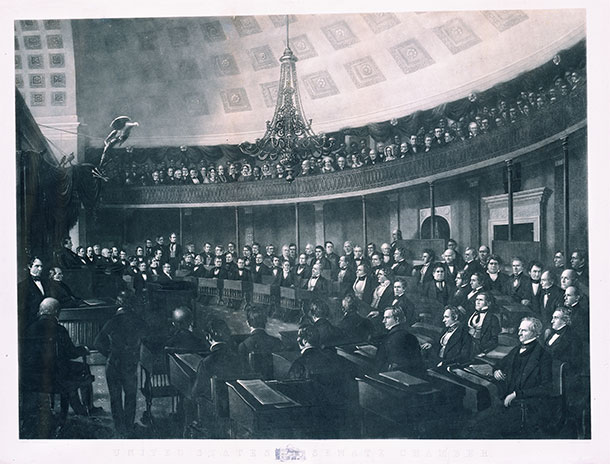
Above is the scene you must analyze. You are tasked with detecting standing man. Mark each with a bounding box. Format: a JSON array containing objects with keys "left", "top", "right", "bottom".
[
  {"left": 18, "top": 257, "right": 47, "bottom": 337},
  {"left": 94, "top": 291, "right": 148, "bottom": 438},
  {"left": 167, "top": 232, "right": 182, "bottom": 270}
]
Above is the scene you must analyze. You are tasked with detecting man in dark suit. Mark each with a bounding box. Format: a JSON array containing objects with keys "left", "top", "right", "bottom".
[
  {"left": 223, "top": 252, "right": 239, "bottom": 278},
  {"left": 164, "top": 307, "right": 207, "bottom": 352},
  {"left": 569, "top": 249, "right": 588, "bottom": 288},
  {"left": 18, "top": 257, "right": 47, "bottom": 337},
  {"left": 268, "top": 256, "right": 283, "bottom": 285},
  {"left": 303, "top": 263, "right": 329, "bottom": 296},
  {"left": 413, "top": 249, "right": 435, "bottom": 286},
  {"left": 509, "top": 257, "right": 527, "bottom": 301},
  {"left": 46, "top": 267, "right": 81, "bottom": 308},
  {"left": 491, "top": 317, "right": 553, "bottom": 436},
  {"left": 312, "top": 245, "right": 331, "bottom": 272},
  {"left": 390, "top": 247, "right": 411, "bottom": 277},
  {"left": 463, "top": 272, "right": 486, "bottom": 315},
  {"left": 421, "top": 264, "right": 455, "bottom": 307},
  {"left": 57, "top": 237, "right": 82, "bottom": 269},
  {"left": 442, "top": 249, "right": 459, "bottom": 283},
  {"left": 478, "top": 245, "right": 490, "bottom": 270},
  {"left": 325, "top": 241, "right": 340, "bottom": 278},
  {"left": 232, "top": 257, "right": 252, "bottom": 282},
  {"left": 375, "top": 307, "right": 425, "bottom": 375},
  {"left": 352, "top": 263, "right": 375, "bottom": 305},
  {"left": 563, "top": 286, "right": 589, "bottom": 346},
  {"left": 238, "top": 308, "right": 283, "bottom": 375},
  {"left": 294, "top": 254, "right": 311, "bottom": 286},
  {"left": 380, "top": 243, "right": 394, "bottom": 269},
  {"left": 450, "top": 270, "right": 470, "bottom": 307},
  {"left": 390, "top": 278, "right": 416, "bottom": 326},
  {"left": 540, "top": 271, "right": 564, "bottom": 324},
  {"left": 352, "top": 246, "right": 369, "bottom": 269},
  {"left": 337, "top": 294, "right": 374, "bottom": 343},
  {"left": 24, "top": 297, "right": 98, "bottom": 417},
  {"left": 288, "top": 325, "right": 347, "bottom": 381},
  {"left": 544, "top": 307, "right": 582, "bottom": 371},
  {"left": 515, "top": 261, "right": 544, "bottom": 315},
  {"left": 462, "top": 247, "right": 483, "bottom": 280},
  {"left": 466, "top": 292, "right": 500, "bottom": 356},
  {"left": 484, "top": 255, "right": 510, "bottom": 295},
  {"left": 201, "top": 242, "right": 215, "bottom": 266},
  {"left": 251, "top": 253, "right": 270, "bottom": 283},
  {"left": 306, "top": 300, "right": 344, "bottom": 348},
  {"left": 278, "top": 260, "right": 295, "bottom": 287},
  {"left": 193, "top": 318, "right": 240, "bottom": 399},
  {"left": 189, "top": 255, "right": 208, "bottom": 278},
  {"left": 209, "top": 256, "right": 228, "bottom": 280},
  {"left": 336, "top": 256, "right": 355, "bottom": 296},
  {"left": 421, "top": 306, "right": 471, "bottom": 367},
  {"left": 157, "top": 262, "right": 174, "bottom": 284}
]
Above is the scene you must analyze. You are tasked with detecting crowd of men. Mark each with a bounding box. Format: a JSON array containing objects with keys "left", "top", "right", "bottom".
[
  {"left": 106, "top": 66, "right": 585, "bottom": 186},
  {"left": 19, "top": 229, "right": 590, "bottom": 438}
]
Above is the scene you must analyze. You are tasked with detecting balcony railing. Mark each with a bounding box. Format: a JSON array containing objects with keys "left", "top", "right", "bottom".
[{"left": 100, "top": 89, "right": 586, "bottom": 207}]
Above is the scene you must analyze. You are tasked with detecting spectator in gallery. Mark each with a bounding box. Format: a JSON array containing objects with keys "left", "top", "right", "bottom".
[
  {"left": 424, "top": 135, "right": 433, "bottom": 152},
  {"left": 399, "top": 142, "right": 409, "bottom": 158},
  {"left": 275, "top": 163, "right": 285, "bottom": 179},
  {"left": 252, "top": 165, "right": 261, "bottom": 181},
  {"left": 199, "top": 166, "right": 209, "bottom": 183},
  {"left": 336, "top": 156, "right": 348, "bottom": 171},
  {"left": 207, "top": 167, "right": 217, "bottom": 183},
  {"left": 151, "top": 170, "right": 162, "bottom": 185},
  {"left": 239, "top": 163, "right": 253, "bottom": 182},
  {"left": 301, "top": 159, "right": 312, "bottom": 176},
  {"left": 409, "top": 134, "right": 419, "bottom": 154},
  {"left": 260, "top": 163, "right": 273, "bottom": 180},
  {"left": 321, "top": 157, "right": 335, "bottom": 173},
  {"left": 349, "top": 153, "right": 363, "bottom": 168},
  {"left": 433, "top": 127, "right": 445, "bottom": 147},
  {"left": 188, "top": 168, "right": 200, "bottom": 184},
  {"left": 384, "top": 145, "right": 397, "bottom": 161},
  {"left": 217, "top": 165, "right": 227, "bottom": 183}
]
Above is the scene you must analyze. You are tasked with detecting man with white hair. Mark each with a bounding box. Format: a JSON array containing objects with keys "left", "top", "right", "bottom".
[
  {"left": 544, "top": 307, "right": 582, "bottom": 370},
  {"left": 480, "top": 317, "right": 553, "bottom": 437},
  {"left": 303, "top": 263, "right": 329, "bottom": 295}
]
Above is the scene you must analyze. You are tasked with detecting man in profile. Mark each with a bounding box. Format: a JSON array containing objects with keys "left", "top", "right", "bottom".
[
  {"left": 95, "top": 292, "right": 148, "bottom": 438},
  {"left": 25, "top": 297, "right": 99, "bottom": 417},
  {"left": 375, "top": 307, "right": 425, "bottom": 375}
]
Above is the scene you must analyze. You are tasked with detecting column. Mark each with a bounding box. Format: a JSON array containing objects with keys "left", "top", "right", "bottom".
[
  {"left": 429, "top": 182, "right": 435, "bottom": 239},
  {"left": 313, "top": 202, "right": 325, "bottom": 246},
  {"left": 234, "top": 207, "right": 240, "bottom": 251},
  {"left": 506, "top": 159, "right": 514, "bottom": 241},
  {"left": 467, "top": 177, "right": 481, "bottom": 246},
  {"left": 243, "top": 207, "right": 254, "bottom": 245},
  {"left": 295, "top": 203, "right": 300, "bottom": 250},
  {"left": 388, "top": 193, "right": 400, "bottom": 235},
  {"left": 562, "top": 137, "right": 570, "bottom": 259},
  {"left": 362, "top": 196, "right": 368, "bottom": 246}
]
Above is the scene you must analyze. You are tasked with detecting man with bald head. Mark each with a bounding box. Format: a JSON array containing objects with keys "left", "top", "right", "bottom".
[
  {"left": 563, "top": 286, "right": 589, "bottom": 345},
  {"left": 540, "top": 271, "right": 563, "bottom": 324},
  {"left": 24, "top": 297, "right": 97, "bottom": 416},
  {"left": 304, "top": 263, "right": 329, "bottom": 295},
  {"left": 442, "top": 249, "right": 459, "bottom": 282}
]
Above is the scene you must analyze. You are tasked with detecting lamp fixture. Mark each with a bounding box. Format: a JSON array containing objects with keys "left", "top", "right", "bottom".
[{"left": 239, "top": 15, "right": 321, "bottom": 182}]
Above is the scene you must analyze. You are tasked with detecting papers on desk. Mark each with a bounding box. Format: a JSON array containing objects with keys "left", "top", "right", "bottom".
[
  {"left": 237, "top": 379, "right": 294, "bottom": 406},
  {"left": 379, "top": 370, "right": 426, "bottom": 387},
  {"left": 82, "top": 298, "right": 107, "bottom": 306},
  {"left": 174, "top": 353, "right": 203, "bottom": 372},
  {"left": 464, "top": 363, "right": 494, "bottom": 378},
  {"left": 355, "top": 344, "right": 377, "bottom": 358},
  {"left": 482, "top": 345, "right": 513, "bottom": 359}
]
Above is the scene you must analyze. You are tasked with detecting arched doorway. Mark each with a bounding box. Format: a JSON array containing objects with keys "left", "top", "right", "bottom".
[{"left": 420, "top": 216, "right": 450, "bottom": 240}]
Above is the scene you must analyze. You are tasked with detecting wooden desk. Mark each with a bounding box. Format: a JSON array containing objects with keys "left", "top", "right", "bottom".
[
  {"left": 426, "top": 365, "right": 492, "bottom": 413},
  {"left": 58, "top": 300, "right": 117, "bottom": 348},
  {"left": 227, "top": 379, "right": 354, "bottom": 439},
  {"left": 356, "top": 370, "right": 462, "bottom": 438},
  {"left": 335, "top": 343, "right": 378, "bottom": 375}
]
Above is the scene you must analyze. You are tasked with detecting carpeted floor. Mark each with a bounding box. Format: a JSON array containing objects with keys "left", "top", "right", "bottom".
[{"left": 21, "top": 302, "right": 299, "bottom": 439}]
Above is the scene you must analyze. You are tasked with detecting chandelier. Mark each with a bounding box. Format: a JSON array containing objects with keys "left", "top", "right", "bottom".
[{"left": 239, "top": 16, "right": 321, "bottom": 182}]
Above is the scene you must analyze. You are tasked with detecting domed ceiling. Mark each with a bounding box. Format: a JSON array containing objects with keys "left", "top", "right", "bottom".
[{"left": 17, "top": 10, "right": 585, "bottom": 148}]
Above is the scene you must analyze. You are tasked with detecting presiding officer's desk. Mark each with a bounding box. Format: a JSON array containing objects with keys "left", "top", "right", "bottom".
[
  {"left": 227, "top": 379, "right": 354, "bottom": 439},
  {"left": 356, "top": 370, "right": 466, "bottom": 438}
]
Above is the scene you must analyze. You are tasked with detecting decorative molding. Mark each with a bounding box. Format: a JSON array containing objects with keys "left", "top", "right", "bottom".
[
  {"left": 100, "top": 92, "right": 585, "bottom": 208},
  {"left": 433, "top": 18, "right": 481, "bottom": 55},
  {"left": 482, "top": 187, "right": 551, "bottom": 242}
]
